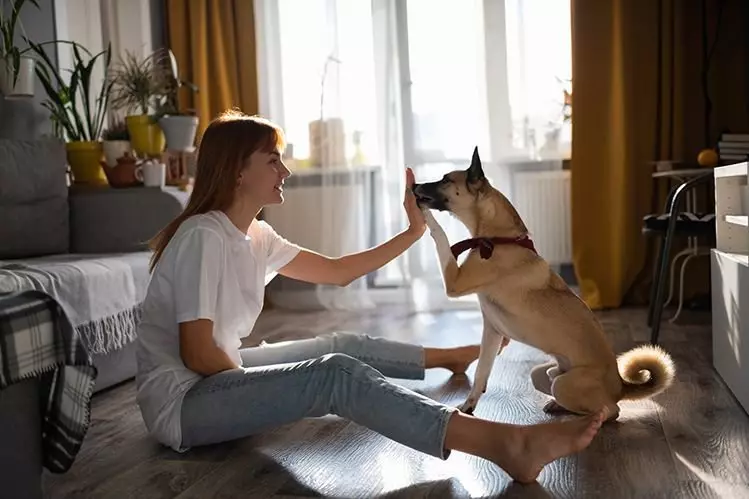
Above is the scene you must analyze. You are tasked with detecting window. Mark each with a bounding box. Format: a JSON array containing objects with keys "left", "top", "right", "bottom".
[
  {"left": 276, "top": 0, "right": 380, "bottom": 165},
  {"left": 265, "top": 0, "right": 572, "bottom": 167},
  {"left": 504, "top": 0, "right": 572, "bottom": 158},
  {"left": 405, "top": 0, "right": 490, "bottom": 163},
  {"left": 258, "top": 0, "right": 573, "bottom": 290}
]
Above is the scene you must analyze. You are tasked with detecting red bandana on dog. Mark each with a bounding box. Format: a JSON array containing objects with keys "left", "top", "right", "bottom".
[{"left": 450, "top": 236, "right": 537, "bottom": 260}]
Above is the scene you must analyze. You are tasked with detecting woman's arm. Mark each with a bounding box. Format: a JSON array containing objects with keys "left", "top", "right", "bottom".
[
  {"left": 179, "top": 319, "right": 239, "bottom": 375},
  {"left": 279, "top": 228, "right": 421, "bottom": 286},
  {"left": 278, "top": 168, "right": 426, "bottom": 286}
]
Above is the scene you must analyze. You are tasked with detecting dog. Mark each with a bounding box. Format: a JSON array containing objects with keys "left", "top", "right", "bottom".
[{"left": 412, "top": 147, "right": 675, "bottom": 420}]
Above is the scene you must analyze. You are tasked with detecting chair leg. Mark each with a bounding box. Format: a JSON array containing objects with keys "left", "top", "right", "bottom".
[
  {"left": 664, "top": 248, "right": 693, "bottom": 309},
  {"left": 669, "top": 248, "right": 711, "bottom": 323},
  {"left": 648, "top": 237, "right": 667, "bottom": 327},
  {"left": 651, "top": 229, "right": 678, "bottom": 344}
]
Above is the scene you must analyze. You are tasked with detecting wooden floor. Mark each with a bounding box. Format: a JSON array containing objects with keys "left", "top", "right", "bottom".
[{"left": 43, "top": 305, "right": 749, "bottom": 499}]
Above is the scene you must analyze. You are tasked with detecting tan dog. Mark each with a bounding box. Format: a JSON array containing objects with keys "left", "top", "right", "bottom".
[{"left": 413, "top": 147, "right": 675, "bottom": 419}]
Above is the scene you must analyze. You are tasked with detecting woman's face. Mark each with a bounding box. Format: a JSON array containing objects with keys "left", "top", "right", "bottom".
[{"left": 237, "top": 146, "right": 291, "bottom": 206}]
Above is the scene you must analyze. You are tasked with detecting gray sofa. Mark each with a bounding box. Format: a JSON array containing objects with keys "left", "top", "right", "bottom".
[
  {"left": 0, "top": 138, "right": 189, "bottom": 393},
  {"left": 0, "top": 138, "right": 189, "bottom": 497}
]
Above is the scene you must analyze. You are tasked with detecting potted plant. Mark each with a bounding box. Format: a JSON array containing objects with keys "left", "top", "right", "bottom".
[
  {"left": 0, "top": 0, "right": 40, "bottom": 97},
  {"left": 29, "top": 41, "right": 113, "bottom": 185},
  {"left": 102, "top": 118, "right": 131, "bottom": 167},
  {"left": 156, "top": 49, "right": 199, "bottom": 152},
  {"left": 109, "top": 49, "right": 170, "bottom": 157}
]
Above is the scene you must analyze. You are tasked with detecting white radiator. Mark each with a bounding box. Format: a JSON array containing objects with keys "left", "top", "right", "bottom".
[{"left": 512, "top": 170, "right": 572, "bottom": 265}]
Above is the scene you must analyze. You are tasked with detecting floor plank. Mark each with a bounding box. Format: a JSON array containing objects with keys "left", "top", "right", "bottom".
[{"left": 42, "top": 305, "right": 749, "bottom": 498}]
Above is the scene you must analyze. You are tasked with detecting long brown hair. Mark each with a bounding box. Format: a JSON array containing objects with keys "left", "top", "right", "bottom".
[{"left": 148, "top": 109, "right": 285, "bottom": 272}]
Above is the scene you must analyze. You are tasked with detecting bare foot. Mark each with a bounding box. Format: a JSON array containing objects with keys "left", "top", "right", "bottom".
[
  {"left": 427, "top": 342, "right": 509, "bottom": 375},
  {"left": 486, "top": 408, "right": 607, "bottom": 483}
]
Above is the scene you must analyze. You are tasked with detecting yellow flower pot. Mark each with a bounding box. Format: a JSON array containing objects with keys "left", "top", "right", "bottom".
[
  {"left": 126, "top": 114, "right": 165, "bottom": 156},
  {"left": 66, "top": 141, "right": 108, "bottom": 185}
]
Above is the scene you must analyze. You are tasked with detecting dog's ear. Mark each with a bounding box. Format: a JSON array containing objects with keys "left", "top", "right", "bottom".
[{"left": 466, "top": 146, "right": 486, "bottom": 186}]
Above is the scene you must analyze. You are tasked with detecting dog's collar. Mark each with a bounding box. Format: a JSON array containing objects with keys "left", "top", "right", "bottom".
[{"left": 450, "top": 235, "right": 537, "bottom": 260}]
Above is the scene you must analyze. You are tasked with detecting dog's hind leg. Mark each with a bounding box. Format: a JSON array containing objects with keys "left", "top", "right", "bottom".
[
  {"left": 458, "top": 324, "right": 508, "bottom": 415},
  {"left": 549, "top": 369, "right": 620, "bottom": 421},
  {"left": 530, "top": 361, "right": 561, "bottom": 396},
  {"left": 530, "top": 362, "right": 574, "bottom": 414}
]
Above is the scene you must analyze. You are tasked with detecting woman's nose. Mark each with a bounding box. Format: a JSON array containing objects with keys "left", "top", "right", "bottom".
[{"left": 280, "top": 163, "right": 291, "bottom": 179}]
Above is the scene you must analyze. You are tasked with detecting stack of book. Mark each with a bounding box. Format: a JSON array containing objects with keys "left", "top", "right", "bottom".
[{"left": 718, "top": 133, "right": 749, "bottom": 163}]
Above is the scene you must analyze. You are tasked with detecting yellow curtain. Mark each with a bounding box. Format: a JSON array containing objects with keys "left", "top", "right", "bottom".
[
  {"left": 165, "top": 0, "right": 259, "bottom": 138},
  {"left": 570, "top": 0, "right": 749, "bottom": 310}
]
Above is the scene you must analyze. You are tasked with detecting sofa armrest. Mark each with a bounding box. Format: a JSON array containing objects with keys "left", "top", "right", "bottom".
[{"left": 69, "top": 186, "right": 189, "bottom": 254}]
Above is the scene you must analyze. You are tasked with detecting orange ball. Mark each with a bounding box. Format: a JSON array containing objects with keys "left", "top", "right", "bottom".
[{"left": 697, "top": 148, "right": 718, "bottom": 167}]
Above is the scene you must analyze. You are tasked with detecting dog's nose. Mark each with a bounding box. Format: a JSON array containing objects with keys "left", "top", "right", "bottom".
[{"left": 412, "top": 183, "right": 422, "bottom": 194}]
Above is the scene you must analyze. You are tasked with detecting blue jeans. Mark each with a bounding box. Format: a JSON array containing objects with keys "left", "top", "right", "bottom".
[{"left": 180, "top": 332, "right": 456, "bottom": 459}]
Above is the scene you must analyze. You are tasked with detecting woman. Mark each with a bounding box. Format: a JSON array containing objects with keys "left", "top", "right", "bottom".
[{"left": 135, "top": 110, "right": 606, "bottom": 485}]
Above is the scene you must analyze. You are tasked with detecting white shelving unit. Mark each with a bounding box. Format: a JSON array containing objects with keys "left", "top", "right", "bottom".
[{"left": 712, "top": 162, "right": 749, "bottom": 413}]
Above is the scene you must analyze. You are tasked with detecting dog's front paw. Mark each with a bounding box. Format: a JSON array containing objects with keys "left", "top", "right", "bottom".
[
  {"left": 422, "top": 208, "right": 439, "bottom": 230},
  {"left": 458, "top": 393, "right": 481, "bottom": 415},
  {"left": 423, "top": 210, "right": 448, "bottom": 242}
]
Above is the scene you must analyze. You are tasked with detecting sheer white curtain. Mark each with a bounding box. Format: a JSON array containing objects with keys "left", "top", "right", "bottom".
[
  {"left": 257, "top": 0, "right": 381, "bottom": 311},
  {"left": 255, "top": 0, "right": 571, "bottom": 312}
]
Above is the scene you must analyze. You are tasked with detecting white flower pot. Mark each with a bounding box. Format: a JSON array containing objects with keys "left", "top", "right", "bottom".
[
  {"left": 102, "top": 140, "right": 132, "bottom": 167},
  {"left": 158, "top": 115, "right": 199, "bottom": 152},
  {"left": 0, "top": 57, "right": 35, "bottom": 98}
]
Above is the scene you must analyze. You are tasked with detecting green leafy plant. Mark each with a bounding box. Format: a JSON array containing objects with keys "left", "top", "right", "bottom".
[
  {"left": 28, "top": 40, "right": 113, "bottom": 142},
  {"left": 155, "top": 49, "right": 198, "bottom": 117},
  {"left": 109, "top": 49, "right": 171, "bottom": 115},
  {"left": 102, "top": 118, "right": 129, "bottom": 141},
  {"left": 0, "top": 0, "right": 40, "bottom": 87}
]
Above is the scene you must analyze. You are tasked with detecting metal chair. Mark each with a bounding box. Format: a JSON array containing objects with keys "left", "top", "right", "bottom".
[{"left": 644, "top": 171, "right": 715, "bottom": 344}]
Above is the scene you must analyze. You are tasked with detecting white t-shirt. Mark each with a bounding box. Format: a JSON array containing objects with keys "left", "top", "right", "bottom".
[{"left": 135, "top": 210, "right": 301, "bottom": 451}]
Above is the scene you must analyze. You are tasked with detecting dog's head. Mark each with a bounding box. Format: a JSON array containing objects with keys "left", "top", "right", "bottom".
[
  {"left": 413, "top": 146, "right": 527, "bottom": 234},
  {"left": 412, "top": 146, "right": 488, "bottom": 213}
]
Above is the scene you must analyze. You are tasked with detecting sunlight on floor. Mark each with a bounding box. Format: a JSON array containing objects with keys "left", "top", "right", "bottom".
[{"left": 675, "top": 451, "right": 720, "bottom": 496}]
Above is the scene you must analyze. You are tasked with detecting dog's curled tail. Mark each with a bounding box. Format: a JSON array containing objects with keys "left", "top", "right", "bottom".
[{"left": 617, "top": 344, "right": 676, "bottom": 400}]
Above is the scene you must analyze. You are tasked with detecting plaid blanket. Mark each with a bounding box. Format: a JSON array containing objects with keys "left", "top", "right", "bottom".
[{"left": 0, "top": 289, "right": 97, "bottom": 473}]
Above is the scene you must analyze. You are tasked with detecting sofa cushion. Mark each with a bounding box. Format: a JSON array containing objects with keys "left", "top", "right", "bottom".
[{"left": 0, "top": 139, "right": 69, "bottom": 258}]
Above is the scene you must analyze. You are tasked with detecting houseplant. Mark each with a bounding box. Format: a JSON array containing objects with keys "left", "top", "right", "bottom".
[
  {"left": 102, "top": 118, "right": 131, "bottom": 167},
  {"left": 0, "top": 0, "right": 40, "bottom": 97},
  {"left": 156, "top": 49, "right": 199, "bottom": 152},
  {"left": 29, "top": 40, "right": 113, "bottom": 185},
  {"left": 109, "top": 49, "right": 170, "bottom": 156}
]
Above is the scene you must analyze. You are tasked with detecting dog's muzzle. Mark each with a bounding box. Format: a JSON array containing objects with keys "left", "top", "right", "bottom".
[{"left": 412, "top": 182, "right": 447, "bottom": 211}]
